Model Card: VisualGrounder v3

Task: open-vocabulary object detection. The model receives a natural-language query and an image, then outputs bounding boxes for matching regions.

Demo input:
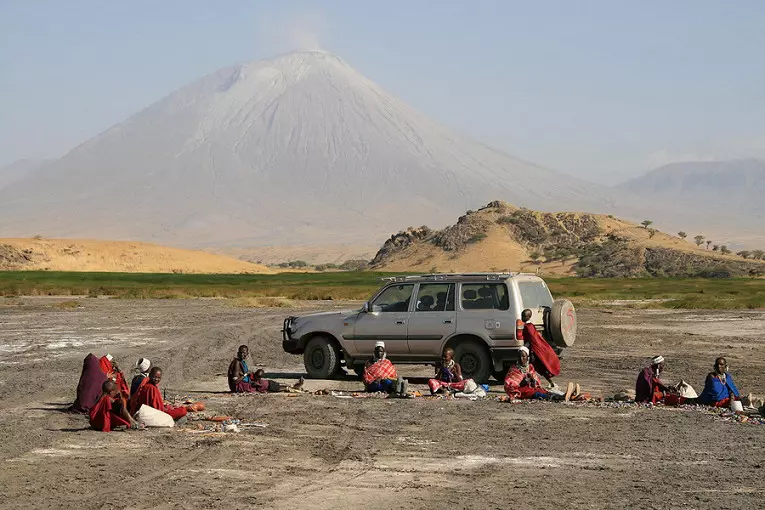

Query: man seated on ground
[635,355,674,403]
[504,347,578,401]
[90,380,142,432]
[129,367,187,422]
[131,357,151,396]
[520,309,561,389]
[228,345,256,393]
[698,357,741,407]
[363,341,408,395]
[428,347,473,394]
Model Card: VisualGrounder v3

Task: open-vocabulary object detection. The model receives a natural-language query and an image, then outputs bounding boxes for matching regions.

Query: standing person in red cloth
[520,309,561,390]
[89,380,141,432]
[129,367,188,422]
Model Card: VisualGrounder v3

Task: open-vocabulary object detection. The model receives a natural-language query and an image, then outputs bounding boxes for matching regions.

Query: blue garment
[698,372,740,405]
[241,360,250,383]
[366,379,395,393]
[130,374,146,395]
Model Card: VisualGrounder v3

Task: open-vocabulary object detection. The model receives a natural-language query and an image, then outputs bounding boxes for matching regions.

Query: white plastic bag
[134,405,175,428]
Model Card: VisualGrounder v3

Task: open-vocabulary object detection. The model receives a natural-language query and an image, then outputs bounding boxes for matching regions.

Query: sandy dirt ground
[1,297,764,509]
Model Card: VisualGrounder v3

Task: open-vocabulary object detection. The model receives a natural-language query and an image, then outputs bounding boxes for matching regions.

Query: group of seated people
[635,354,747,407]
[71,353,196,432]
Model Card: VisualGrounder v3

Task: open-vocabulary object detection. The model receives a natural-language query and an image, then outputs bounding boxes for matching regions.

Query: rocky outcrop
[370,226,432,266]
[0,244,35,270]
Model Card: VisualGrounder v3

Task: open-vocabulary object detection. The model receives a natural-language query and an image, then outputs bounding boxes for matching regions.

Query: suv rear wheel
[303,336,341,379]
[454,341,491,384]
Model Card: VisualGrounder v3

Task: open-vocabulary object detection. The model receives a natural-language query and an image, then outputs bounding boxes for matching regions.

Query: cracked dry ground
[0,298,764,509]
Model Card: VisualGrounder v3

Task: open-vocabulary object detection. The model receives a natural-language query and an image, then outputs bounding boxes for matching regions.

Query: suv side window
[460,283,509,310]
[414,283,455,312]
[517,281,554,309]
[372,284,414,313]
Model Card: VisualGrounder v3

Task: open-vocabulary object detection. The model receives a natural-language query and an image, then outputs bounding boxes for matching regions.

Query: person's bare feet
[564,382,575,401]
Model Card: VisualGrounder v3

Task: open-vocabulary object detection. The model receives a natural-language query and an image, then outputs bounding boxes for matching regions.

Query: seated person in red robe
[129,367,187,422]
[428,348,472,394]
[228,345,257,392]
[635,355,674,403]
[89,380,141,432]
[519,309,561,389]
[363,342,408,395]
[504,347,576,401]
[99,353,130,400]
[69,354,108,414]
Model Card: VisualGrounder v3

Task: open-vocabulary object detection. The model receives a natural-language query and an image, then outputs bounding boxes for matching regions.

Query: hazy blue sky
[1,1,764,183]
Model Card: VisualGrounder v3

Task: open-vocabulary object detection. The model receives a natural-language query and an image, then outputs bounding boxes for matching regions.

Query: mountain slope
[0,159,49,192]
[0,51,616,247]
[370,201,765,277]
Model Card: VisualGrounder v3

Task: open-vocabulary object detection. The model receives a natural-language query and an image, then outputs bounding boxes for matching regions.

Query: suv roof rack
[379,272,534,283]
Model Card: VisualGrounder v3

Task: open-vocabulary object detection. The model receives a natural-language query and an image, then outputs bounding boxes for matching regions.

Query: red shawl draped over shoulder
[89,394,130,432]
[523,323,560,379]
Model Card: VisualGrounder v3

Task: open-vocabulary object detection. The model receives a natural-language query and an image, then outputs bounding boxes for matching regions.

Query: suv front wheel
[303,336,341,379]
[454,341,491,384]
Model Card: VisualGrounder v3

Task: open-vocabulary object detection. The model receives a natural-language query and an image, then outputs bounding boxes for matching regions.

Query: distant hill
[616,159,765,234]
[370,201,765,277]
[0,238,271,274]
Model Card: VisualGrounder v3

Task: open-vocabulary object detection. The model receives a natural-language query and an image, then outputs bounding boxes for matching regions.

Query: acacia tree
[752,249,764,260]
[720,245,730,254]
[677,231,687,239]
[648,228,657,239]
[737,250,751,259]
[694,235,705,247]
[706,240,712,250]
[713,245,720,252]
[641,220,653,229]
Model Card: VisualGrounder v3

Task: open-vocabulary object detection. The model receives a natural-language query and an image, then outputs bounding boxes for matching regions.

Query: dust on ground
[1,297,764,509]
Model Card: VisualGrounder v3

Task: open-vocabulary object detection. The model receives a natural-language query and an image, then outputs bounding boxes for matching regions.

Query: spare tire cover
[549,299,576,347]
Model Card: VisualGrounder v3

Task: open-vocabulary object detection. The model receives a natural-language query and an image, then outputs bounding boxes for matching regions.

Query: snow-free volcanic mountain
[0,51,615,247]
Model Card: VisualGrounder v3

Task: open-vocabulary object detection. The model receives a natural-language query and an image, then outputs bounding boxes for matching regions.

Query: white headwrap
[105,353,114,361]
[651,355,665,366]
[374,341,385,349]
[519,346,530,356]
[373,341,386,360]
[135,358,151,373]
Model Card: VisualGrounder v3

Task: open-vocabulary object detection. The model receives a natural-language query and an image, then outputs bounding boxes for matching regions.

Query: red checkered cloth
[504,364,542,399]
[363,359,398,385]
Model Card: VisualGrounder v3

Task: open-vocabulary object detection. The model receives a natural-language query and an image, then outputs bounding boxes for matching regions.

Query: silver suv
[282,273,576,383]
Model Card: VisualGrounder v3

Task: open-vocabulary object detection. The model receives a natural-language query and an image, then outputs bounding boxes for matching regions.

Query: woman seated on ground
[428,348,474,394]
[363,341,408,395]
[698,357,741,407]
[504,347,582,401]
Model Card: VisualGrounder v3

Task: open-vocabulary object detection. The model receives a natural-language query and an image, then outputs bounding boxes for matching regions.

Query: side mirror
[362,302,371,313]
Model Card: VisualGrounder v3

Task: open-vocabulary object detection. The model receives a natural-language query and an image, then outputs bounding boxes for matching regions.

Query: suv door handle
[395,320,406,325]
[443,320,452,324]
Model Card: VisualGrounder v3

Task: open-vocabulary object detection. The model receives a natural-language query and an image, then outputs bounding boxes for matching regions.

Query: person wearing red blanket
[99,353,130,400]
[504,347,575,401]
[129,367,187,421]
[90,380,141,432]
[519,309,561,389]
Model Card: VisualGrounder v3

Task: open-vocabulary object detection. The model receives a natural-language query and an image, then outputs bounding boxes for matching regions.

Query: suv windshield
[517,281,554,309]
[372,284,414,312]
